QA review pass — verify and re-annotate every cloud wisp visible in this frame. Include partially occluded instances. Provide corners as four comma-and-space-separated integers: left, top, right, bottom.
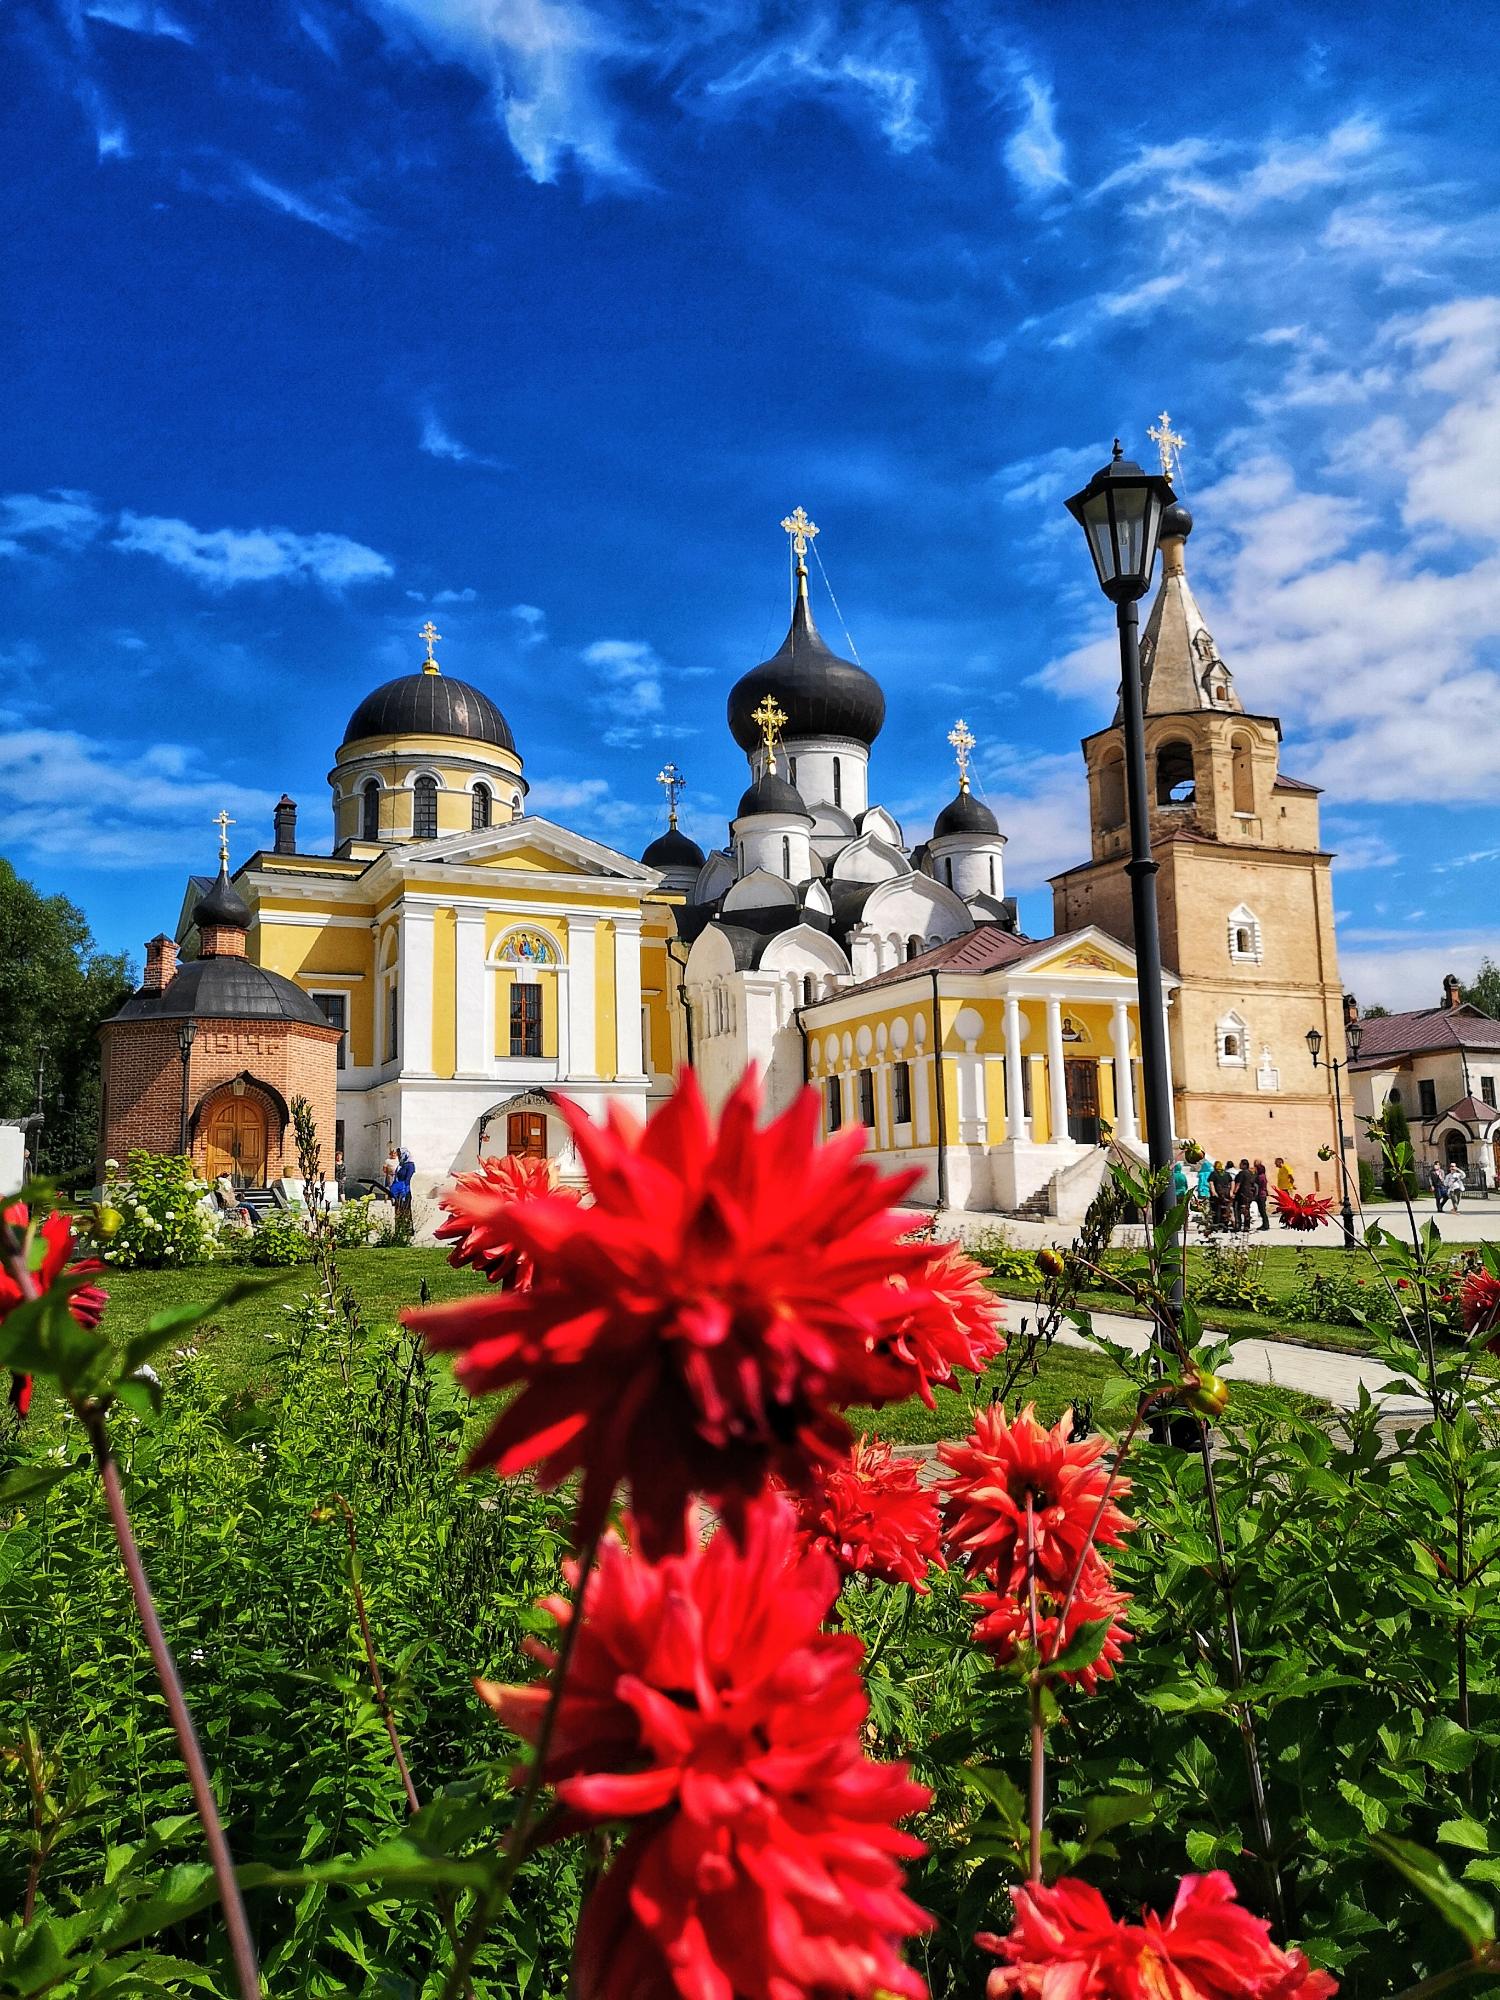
419, 408, 507, 470
113, 513, 394, 589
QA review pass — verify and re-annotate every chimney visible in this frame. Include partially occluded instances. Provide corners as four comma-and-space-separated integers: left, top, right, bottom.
1343, 992, 1359, 1029
1444, 973, 1463, 1012
143, 933, 178, 993
274, 794, 297, 855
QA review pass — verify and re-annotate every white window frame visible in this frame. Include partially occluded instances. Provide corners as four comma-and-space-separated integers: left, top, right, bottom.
1227, 904, 1263, 965
1217, 1011, 1249, 1068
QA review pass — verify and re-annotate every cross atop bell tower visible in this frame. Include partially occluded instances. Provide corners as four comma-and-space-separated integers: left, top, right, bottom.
656, 760, 685, 827
420, 620, 442, 675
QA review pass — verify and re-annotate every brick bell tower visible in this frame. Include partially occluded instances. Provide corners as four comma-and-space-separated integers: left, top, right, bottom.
1049, 499, 1345, 1186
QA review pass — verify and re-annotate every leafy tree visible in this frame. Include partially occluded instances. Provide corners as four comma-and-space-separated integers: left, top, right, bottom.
1361, 1002, 1391, 1018
1381, 1094, 1419, 1197
0, 858, 132, 1182
1461, 955, 1500, 1019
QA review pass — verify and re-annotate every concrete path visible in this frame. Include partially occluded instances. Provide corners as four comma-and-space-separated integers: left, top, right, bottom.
990, 1292, 1431, 1420
922, 1202, 1497, 1251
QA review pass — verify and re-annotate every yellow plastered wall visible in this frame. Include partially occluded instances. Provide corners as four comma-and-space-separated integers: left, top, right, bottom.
594, 922, 618, 1079
431, 907, 457, 1077
642, 938, 674, 1075
254, 911, 376, 1067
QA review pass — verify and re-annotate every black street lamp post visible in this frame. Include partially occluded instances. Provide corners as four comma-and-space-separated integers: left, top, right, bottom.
1065, 445, 1178, 1211
177, 1018, 197, 1158
1306, 1018, 1362, 1249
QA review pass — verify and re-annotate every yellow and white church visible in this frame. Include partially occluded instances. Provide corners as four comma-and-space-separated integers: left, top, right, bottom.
104, 491, 1348, 1217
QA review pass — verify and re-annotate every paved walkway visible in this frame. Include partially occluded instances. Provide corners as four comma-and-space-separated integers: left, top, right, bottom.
988, 1293, 1431, 1419
923, 1201, 1497, 1250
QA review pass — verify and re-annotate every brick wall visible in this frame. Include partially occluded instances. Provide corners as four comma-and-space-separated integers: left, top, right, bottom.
100, 1016, 340, 1183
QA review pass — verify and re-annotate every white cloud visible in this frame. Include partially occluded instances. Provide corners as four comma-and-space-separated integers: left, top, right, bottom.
237, 168, 369, 242
525, 771, 642, 835
511, 602, 547, 645
1100, 115, 1382, 220
703, 11, 936, 156
113, 513, 393, 589
84, 2, 193, 42
584, 635, 671, 746
0, 490, 104, 557
0, 723, 276, 869
1339, 936, 1497, 1014
1003, 69, 1067, 196
990, 445, 1094, 509
418, 408, 506, 469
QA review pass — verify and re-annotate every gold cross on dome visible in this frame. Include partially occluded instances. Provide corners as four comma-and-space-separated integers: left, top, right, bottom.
1148, 410, 1186, 485
751, 694, 788, 774
779, 506, 819, 559
948, 717, 976, 793
213, 808, 235, 865
419, 619, 442, 674
656, 760, 685, 827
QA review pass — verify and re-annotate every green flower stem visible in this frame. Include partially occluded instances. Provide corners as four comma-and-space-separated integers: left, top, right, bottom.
439, 1515, 606, 2000
1025, 1497, 1044, 1884
0, 1218, 263, 1999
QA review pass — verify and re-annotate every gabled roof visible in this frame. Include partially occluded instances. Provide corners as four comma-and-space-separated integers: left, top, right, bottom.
1431, 1094, 1500, 1130
1352, 1003, 1500, 1065
1273, 773, 1321, 794
832, 922, 1039, 997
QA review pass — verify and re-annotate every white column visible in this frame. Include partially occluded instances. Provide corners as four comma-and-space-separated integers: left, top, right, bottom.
1046, 995, 1068, 1144
913, 1048, 932, 1144
875, 1064, 891, 1149
614, 914, 645, 1081
1111, 999, 1139, 1145
1161, 995, 1177, 1143
454, 911, 487, 1076
1003, 995, 1029, 1142
399, 909, 434, 1077
564, 916, 598, 1077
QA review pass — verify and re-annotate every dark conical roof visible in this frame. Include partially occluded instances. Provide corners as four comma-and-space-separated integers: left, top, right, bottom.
193, 863, 250, 931
934, 788, 1000, 838
642, 825, 705, 869
343, 672, 515, 751
736, 770, 811, 820
727, 582, 884, 750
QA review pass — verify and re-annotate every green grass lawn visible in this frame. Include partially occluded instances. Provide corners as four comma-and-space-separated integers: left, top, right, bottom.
88, 1244, 1315, 1449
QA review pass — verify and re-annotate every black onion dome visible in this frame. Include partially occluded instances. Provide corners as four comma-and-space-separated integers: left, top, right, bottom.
736, 770, 811, 820
727, 589, 885, 751
193, 864, 250, 931
342, 673, 516, 752
1160, 502, 1194, 540
109, 958, 329, 1027
642, 825, 705, 869
934, 789, 1000, 838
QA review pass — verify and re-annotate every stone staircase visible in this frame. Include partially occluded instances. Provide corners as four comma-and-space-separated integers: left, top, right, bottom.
238, 1188, 279, 1227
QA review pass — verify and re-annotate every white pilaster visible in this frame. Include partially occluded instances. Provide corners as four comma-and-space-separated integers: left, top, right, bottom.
1111, 999, 1140, 1145
454, 911, 487, 1076
1046, 995, 1068, 1144
1003, 995, 1029, 1142
565, 916, 598, 1078
399, 909, 435, 1077
874, 1063, 891, 1149
914, 1051, 932, 1145
613, 914, 645, 1081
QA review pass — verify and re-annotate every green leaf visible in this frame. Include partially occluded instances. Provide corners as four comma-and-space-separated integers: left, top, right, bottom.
1043, 1617, 1113, 1677
957, 1766, 1027, 1831
1373, 1833, 1497, 1949
1439, 1817, 1492, 1854
1080, 1792, 1156, 1846
0, 1462, 72, 1506
1419, 1716, 1478, 1773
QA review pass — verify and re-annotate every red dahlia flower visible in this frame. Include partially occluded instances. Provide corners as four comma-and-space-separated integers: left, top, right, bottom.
479, 1495, 933, 2000
885, 1244, 1006, 1407
799, 1436, 946, 1592
1272, 1190, 1337, 1232
939, 1404, 1132, 1594
1, 1203, 108, 1420
1460, 1268, 1500, 1345
979, 1870, 1336, 1999
966, 1566, 1132, 1692
404, 1072, 944, 1555
434, 1152, 580, 1287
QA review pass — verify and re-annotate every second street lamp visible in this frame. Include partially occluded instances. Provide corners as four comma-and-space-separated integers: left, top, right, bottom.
177, 1017, 197, 1158
1065, 443, 1178, 1209
1306, 1017, 1362, 1249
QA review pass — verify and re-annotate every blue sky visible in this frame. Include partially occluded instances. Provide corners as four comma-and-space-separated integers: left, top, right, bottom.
4, 0, 1498, 1009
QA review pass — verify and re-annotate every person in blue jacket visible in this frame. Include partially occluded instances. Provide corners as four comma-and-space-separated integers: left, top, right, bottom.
390, 1147, 416, 1232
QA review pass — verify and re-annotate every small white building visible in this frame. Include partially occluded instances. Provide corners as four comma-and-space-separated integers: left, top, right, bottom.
1349, 977, 1500, 1188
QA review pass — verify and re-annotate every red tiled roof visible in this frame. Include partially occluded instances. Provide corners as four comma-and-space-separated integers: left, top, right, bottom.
821, 923, 1147, 1003
1273, 773, 1321, 794
1352, 1003, 1500, 1064
1434, 1094, 1500, 1129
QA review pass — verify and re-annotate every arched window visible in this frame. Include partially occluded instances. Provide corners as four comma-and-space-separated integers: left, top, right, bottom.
988, 856, 997, 894
1097, 751, 1126, 828
788, 756, 797, 786
413, 775, 438, 839
782, 835, 791, 876
1217, 1012, 1248, 1067
1155, 740, 1196, 805
802, 974, 816, 1006
832, 756, 842, 808
1227, 904, 1263, 964
472, 782, 492, 830
361, 780, 380, 842
906, 934, 922, 960
1231, 734, 1254, 815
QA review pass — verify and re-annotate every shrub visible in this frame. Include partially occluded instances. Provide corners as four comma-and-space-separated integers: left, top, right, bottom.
245, 1210, 315, 1267
331, 1192, 376, 1248
1357, 1154, 1379, 1202
1187, 1239, 1275, 1314
97, 1150, 216, 1269
969, 1227, 1040, 1288
1283, 1247, 1394, 1327
1381, 1098, 1420, 1198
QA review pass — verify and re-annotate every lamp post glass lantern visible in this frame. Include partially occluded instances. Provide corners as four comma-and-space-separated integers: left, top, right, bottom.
1065, 443, 1171, 604
177, 1018, 197, 1158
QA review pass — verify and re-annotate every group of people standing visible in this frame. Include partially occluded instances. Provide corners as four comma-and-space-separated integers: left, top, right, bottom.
1429, 1159, 1469, 1212
1170, 1152, 1296, 1235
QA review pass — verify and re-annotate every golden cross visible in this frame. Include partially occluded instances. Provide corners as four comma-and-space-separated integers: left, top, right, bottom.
948, 718, 976, 793
656, 760, 685, 827
213, 808, 235, 866
751, 694, 788, 774
1147, 410, 1186, 485
420, 619, 442, 674
779, 505, 819, 559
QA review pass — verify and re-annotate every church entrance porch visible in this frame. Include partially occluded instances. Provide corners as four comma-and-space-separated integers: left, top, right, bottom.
506, 1111, 547, 1158
203, 1096, 268, 1186
1064, 1059, 1101, 1145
